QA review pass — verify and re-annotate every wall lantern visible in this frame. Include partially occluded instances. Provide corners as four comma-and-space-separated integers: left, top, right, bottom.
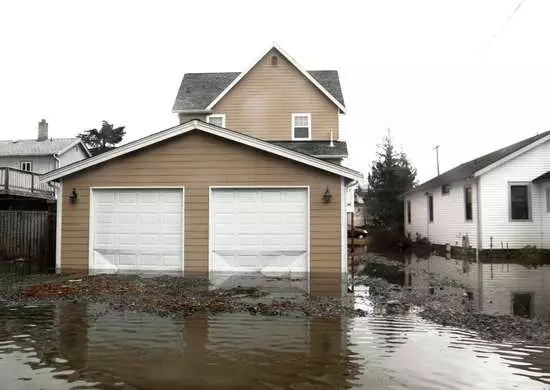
69, 188, 78, 204
323, 186, 332, 203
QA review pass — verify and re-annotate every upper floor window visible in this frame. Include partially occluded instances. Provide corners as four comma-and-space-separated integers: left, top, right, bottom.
206, 114, 226, 128
427, 194, 434, 222
292, 113, 311, 140
20, 161, 32, 172
509, 183, 531, 221
464, 186, 473, 221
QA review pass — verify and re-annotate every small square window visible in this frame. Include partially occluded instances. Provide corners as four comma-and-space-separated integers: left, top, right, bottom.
206, 114, 225, 128
20, 161, 32, 172
292, 113, 311, 140
441, 184, 450, 195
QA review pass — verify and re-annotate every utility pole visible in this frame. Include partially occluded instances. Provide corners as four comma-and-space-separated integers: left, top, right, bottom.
433, 145, 440, 176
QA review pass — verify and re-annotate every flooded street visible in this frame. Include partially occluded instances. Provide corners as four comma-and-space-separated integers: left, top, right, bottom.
1, 272, 550, 390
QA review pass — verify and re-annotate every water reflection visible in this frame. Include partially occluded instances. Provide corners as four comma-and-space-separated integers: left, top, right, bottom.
404, 253, 550, 320
1, 301, 550, 389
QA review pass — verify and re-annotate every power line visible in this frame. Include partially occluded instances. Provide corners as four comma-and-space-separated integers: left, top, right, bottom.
404, 0, 528, 131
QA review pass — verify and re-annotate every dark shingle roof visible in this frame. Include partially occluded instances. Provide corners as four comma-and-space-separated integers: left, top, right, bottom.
533, 171, 550, 183
269, 141, 347, 158
0, 138, 80, 157
412, 130, 550, 193
172, 71, 345, 112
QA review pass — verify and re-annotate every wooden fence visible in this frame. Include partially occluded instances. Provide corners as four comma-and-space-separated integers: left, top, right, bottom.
0, 210, 55, 273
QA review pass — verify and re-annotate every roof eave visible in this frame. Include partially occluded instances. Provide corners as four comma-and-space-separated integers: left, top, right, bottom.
172, 109, 213, 114
41, 120, 363, 183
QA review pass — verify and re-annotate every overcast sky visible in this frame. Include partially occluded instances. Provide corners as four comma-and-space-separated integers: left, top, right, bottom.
1, 0, 548, 183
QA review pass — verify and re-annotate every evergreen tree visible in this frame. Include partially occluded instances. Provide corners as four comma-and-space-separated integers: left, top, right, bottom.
78, 121, 126, 156
365, 130, 417, 231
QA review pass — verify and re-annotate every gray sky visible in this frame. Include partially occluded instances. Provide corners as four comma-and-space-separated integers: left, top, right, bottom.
1, 0, 548, 183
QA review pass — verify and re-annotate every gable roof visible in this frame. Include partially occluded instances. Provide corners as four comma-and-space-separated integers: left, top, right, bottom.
41, 120, 363, 183
411, 130, 550, 194
533, 171, 550, 183
172, 44, 346, 113
0, 138, 91, 157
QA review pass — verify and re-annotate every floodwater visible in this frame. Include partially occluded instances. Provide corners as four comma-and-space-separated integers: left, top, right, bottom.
1, 286, 550, 389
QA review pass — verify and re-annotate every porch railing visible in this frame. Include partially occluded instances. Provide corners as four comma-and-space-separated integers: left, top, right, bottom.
0, 167, 55, 199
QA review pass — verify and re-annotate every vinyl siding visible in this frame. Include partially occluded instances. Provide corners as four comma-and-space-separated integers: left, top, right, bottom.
208, 49, 339, 141
405, 180, 478, 248
60, 131, 342, 278
479, 140, 550, 249
57, 144, 88, 167
0, 156, 56, 173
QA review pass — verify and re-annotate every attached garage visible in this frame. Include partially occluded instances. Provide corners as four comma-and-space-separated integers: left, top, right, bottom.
90, 188, 184, 273
209, 188, 308, 275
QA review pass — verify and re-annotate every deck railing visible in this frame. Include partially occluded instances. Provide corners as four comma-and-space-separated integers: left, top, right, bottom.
0, 167, 55, 199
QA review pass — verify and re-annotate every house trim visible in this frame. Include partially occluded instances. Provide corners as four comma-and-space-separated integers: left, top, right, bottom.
291, 113, 312, 141
41, 120, 363, 183
87, 186, 186, 274
474, 134, 550, 177
205, 43, 347, 113
55, 182, 63, 273
340, 177, 347, 275
56, 139, 92, 158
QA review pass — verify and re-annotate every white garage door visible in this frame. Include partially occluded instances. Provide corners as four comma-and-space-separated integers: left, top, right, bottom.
91, 189, 183, 273
210, 188, 308, 275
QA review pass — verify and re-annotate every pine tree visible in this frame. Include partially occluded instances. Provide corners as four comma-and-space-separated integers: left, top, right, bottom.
78, 121, 126, 156
365, 131, 417, 231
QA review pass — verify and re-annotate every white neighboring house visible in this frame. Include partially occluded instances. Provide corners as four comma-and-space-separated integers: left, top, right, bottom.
0, 119, 90, 174
0, 119, 90, 200
404, 130, 550, 251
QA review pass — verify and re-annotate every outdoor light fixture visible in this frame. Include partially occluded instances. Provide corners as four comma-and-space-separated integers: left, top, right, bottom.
323, 186, 332, 203
69, 188, 78, 204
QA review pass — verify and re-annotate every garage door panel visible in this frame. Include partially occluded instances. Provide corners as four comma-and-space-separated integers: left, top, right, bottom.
211, 189, 307, 275
92, 189, 183, 273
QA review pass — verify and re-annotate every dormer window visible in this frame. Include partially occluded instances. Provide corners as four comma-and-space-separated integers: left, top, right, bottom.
291, 113, 311, 140
206, 114, 226, 128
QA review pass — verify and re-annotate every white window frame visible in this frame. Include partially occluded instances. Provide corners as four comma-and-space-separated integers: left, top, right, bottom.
20, 161, 32, 172
291, 113, 311, 140
206, 114, 226, 128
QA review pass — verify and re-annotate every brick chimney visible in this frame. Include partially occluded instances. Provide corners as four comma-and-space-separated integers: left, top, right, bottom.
38, 119, 48, 141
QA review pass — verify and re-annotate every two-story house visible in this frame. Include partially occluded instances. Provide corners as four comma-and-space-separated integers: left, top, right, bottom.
0, 119, 90, 206
42, 44, 363, 295
404, 130, 550, 257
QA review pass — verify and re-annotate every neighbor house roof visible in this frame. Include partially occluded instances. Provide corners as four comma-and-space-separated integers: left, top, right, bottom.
172, 44, 346, 113
411, 130, 550, 194
533, 171, 550, 183
270, 141, 347, 158
0, 138, 91, 157
41, 120, 363, 183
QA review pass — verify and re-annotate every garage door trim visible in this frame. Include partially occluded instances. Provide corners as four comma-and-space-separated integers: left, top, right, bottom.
208, 186, 310, 275
88, 186, 185, 274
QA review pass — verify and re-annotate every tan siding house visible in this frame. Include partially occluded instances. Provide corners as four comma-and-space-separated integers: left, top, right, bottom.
45, 44, 361, 296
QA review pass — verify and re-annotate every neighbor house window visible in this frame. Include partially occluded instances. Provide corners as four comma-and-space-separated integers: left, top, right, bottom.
509, 183, 531, 220
547, 188, 550, 213
407, 200, 411, 224
291, 113, 311, 140
20, 161, 32, 172
441, 184, 450, 195
464, 186, 473, 221
206, 114, 226, 127
428, 194, 434, 222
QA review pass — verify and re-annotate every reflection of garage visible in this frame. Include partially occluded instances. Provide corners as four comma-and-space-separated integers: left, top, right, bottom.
209, 188, 308, 275
91, 188, 183, 273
